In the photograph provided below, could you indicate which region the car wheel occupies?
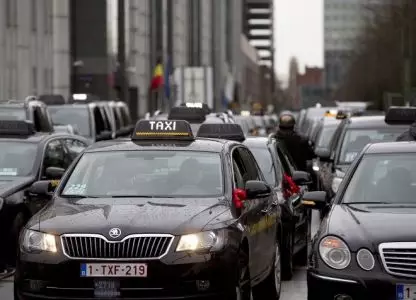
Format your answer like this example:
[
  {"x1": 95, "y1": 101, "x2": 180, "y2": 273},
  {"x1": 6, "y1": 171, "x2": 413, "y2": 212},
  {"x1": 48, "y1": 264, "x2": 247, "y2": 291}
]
[
  {"x1": 234, "y1": 251, "x2": 252, "y2": 300},
  {"x1": 252, "y1": 241, "x2": 281, "y2": 300},
  {"x1": 282, "y1": 231, "x2": 294, "y2": 280}
]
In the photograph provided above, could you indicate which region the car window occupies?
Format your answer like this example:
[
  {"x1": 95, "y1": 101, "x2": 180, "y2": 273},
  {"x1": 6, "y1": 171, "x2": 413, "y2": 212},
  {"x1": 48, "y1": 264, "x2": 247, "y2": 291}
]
[
  {"x1": 316, "y1": 126, "x2": 337, "y2": 148},
  {"x1": 342, "y1": 154, "x2": 416, "y2": 204},
  {"x1": 42, "y1": 140, "x2": 66, "y2": 178},
  {"x1": 237, "y1": 148, "x2": 262, "y2": 182},
  {"x1": 247, "y1": 147, "x2": 276, "y2": 186},
  {"x1": 48, "y1": 106, "x2": 91, "y2": 137},
  {"x1": 339, "y1": 128, "x2": 405, "y2": 164},
  {"x1": 61, "y1": 151, "x2": 223, "y2": 198},
  {"x1": 0, "y1": 142, "x2": 37, "y2": 176}
]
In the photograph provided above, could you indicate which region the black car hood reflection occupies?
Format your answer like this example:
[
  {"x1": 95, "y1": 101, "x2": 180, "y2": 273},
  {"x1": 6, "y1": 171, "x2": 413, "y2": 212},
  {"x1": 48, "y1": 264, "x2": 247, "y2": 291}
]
[
  {"x1": 28, "y1": 197, "x2": 233, "y2": 236},
  {"x1": 327, "y1": 204, "x2": 416, "y2": 252}
]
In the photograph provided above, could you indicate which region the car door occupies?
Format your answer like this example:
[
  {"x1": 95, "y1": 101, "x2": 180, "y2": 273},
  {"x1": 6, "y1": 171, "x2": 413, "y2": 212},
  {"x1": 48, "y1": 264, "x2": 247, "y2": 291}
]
[
  {"x1": 237, "y1": 146, "x2": 277, "y2": 278},
  {"x1": 276, "y1": 144, "x2": 308, "y2": 253},
  {"x1": 231, "y1": 147, "x2": 264, "y2": 278}
]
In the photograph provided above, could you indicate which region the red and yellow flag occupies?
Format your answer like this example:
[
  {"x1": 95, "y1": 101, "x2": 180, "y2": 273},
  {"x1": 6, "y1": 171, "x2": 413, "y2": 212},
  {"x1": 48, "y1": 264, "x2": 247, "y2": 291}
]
[{"x1": 150, "y1": 63, "x2": 164, "y2": 90}]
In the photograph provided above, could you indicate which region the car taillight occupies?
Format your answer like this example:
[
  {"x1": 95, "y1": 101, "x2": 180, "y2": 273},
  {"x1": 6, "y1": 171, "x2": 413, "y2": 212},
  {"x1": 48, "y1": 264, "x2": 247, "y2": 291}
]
[{"x1": 232, "y1": 188, "x2": 247, "y2": 209}]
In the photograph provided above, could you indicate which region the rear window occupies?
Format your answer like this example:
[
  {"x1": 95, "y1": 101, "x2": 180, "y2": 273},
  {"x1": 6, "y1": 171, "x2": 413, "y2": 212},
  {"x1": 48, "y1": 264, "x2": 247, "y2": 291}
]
[
  {"x1": 49, "y1": 106, "x2": 91, "y2": 137},
  {"x1": 317, "y1": 126, "x2": 337, "y2": 148},
  {"x1": 0, "y1": 108, "x2": 26, "y2": 120},
  {"x1": 338, "y1": 128, "x2": 405, "y2": 164}
]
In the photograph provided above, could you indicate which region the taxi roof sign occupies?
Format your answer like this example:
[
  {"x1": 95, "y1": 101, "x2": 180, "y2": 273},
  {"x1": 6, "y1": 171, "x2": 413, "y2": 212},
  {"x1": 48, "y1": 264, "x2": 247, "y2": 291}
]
[
  {"x1": 132, "y1": 120, "x2": 194, "y2": 141},
  {"x1": 0, "y1": 120, "x2": 35, "y2": 135},
  {"x1": 196, "y1": 123, "x2": 245, "y2": 142},
  {"x1": 168, "y1": 106, "x2": 207, "y2": 123},
  {"x1": 385, "y1": 106, "x2": 416, "y2": 125}
]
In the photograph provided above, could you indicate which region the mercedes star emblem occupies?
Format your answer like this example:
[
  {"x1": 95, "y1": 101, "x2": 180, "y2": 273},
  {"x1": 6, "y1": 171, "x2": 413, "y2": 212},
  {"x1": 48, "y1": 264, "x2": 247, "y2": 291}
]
[{"x1": 109, "y1": 228, "x2": 121, "y2": 238}]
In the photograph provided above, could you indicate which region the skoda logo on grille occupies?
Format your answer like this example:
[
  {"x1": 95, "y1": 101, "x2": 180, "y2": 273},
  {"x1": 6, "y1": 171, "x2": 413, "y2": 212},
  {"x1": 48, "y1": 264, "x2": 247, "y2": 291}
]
[{"x1": 109, "y1": 228, "x2": 121, "y2": 239}]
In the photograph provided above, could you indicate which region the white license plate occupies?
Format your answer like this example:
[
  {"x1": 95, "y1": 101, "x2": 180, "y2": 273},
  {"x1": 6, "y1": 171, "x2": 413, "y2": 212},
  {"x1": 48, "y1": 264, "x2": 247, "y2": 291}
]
[
  {"x1": 80, "y1": 263, "x2": 147, "y2": 277},
  {"x1": 397, "y1": 284, "x2": 416, "y2": 300}
]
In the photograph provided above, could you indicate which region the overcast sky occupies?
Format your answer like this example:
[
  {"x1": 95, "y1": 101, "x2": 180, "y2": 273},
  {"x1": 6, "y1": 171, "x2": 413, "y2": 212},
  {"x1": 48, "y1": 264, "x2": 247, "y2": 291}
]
[{"x1": 274, "y1": 0, "x2": 323, "y2": 85}]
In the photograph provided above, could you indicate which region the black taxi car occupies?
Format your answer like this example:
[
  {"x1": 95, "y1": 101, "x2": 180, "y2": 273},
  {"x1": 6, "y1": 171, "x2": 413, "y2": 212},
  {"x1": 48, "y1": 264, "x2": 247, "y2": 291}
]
[
  {"x1": 16, "y1": 120, "x2": 283, "y2": 300},
  {"x1": 242, "y1": 136, "x2": 312, "y2": 280},
  {"x1": 0, "y1": 120, "x2": 90, "y2": 268},
  {"x1": 302, "y1": 118, "x2": 416, "y2": 299}
]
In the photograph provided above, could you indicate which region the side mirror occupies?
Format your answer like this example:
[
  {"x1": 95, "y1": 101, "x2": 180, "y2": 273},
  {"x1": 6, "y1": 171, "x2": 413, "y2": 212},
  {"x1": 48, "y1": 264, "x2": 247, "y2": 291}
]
[
  {"x1": 292, "y1": 171, "x2": 312, "y2": 186},
  {"x1": 245, "y1": 180, "x2": 272, "y2": 199},
  {"x1": 315, "y1": 148, "x2": 331, "y2": 161},
  {"x1": 45, "y1": 167, "x2": 65, "y2": 180},
  {"x1": 302, "y1": 191, "x2": 327, "y2": 210},
  {"x1": 29, "y1": 180, "x2": 57, "y2": 196}
]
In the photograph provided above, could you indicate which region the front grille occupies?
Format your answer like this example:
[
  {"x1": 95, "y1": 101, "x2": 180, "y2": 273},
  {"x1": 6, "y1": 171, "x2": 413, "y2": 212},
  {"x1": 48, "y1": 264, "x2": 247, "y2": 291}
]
[
  {"x1": 61, "y1": 234, "x2": 173, "y2": 260},
  {"x1": 379, "y1": 242, "x2": 416, "y2": 278}
]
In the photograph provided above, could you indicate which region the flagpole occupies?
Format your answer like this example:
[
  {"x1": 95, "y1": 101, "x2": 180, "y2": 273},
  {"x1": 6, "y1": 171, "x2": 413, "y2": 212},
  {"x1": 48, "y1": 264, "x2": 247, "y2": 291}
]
[{"x1": 117, "y1": 0, "x2": 129, "y2": 105}]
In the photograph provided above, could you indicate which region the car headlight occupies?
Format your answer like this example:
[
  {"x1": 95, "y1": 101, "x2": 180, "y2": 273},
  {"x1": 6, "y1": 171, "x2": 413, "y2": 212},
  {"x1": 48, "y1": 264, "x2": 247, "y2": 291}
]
[
  {"x1": 176, "y1": 230, "x2": 226, "y2": 252},
  {"x1": 319, "y1": 236, "x2": 351, "y2": 269},
  {"x1": 357, "y1": 248, "x2": 375, "y2": 271},
  {"x1": 312, "y1": 161, "x2": 320, "y2": 172},
  {"x1": 331, "y1": 177, "x2": 343, "y2": 193},
  {"x1": 22, "y1": 230, "x2": 57, "y2": 253}
]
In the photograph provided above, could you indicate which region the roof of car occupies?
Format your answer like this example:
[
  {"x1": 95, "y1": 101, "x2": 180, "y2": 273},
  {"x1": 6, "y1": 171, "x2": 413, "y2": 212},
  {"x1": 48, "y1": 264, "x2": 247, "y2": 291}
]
[
  {"x1": 0, "y1": 132, "x2": 74, "y2": 143},
  {"x1": 344, "y1": 116, "x2": 406, "y2": 129},
  {"x1": 243, "y1": 137, "x2": 270, "y2": 148},
  {"x1": 365, "y1": 141, "x2": 416, "y2": 154},
  {"x1": 86, "y1": 138, "x2": 231, "y2": 153}
]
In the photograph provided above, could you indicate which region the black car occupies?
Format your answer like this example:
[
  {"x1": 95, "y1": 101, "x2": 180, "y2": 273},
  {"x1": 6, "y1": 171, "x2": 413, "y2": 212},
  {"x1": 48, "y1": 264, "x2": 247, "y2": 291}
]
[
  {"x1": 0, "y1": 120, "x2": 90, "y2": 268},
  {"x1": 243, "y1": 137, "x2": 312, "y2": 280},
  {"x1": 322, "y1": 115, "x2": 407, "y2": 198},
  {"x1": 0, "y1": 97, "x2": 54, "y2": 132},
  {"x1": 15, "y1": 120, "x2": 282, "y2": 300},
  {"x1": 304, "y1": 141, "x2": 416, "y2": 300}
]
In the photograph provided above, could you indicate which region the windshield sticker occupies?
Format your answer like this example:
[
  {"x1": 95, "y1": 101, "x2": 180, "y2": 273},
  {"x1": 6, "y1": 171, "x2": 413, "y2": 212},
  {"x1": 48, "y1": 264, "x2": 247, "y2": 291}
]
[
  {"x1": 65, "y1": 184, "x2": 86, "y2": 195},
  {"x1": 345, "y1": 152, "x2": 358, "y2": 162},
  {"x1": 0, "y1": 168, "x2": 18, "y2": 176}
]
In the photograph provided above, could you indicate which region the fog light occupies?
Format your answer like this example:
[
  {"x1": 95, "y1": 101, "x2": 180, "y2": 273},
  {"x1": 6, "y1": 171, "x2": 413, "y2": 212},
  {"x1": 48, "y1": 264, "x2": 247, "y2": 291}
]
[
  {"x1": 334, "y1": 294, "x2": 352, "y2": 300},
  {"x1": 196, "y1": 280, "x2": 210, "y2": 291}
]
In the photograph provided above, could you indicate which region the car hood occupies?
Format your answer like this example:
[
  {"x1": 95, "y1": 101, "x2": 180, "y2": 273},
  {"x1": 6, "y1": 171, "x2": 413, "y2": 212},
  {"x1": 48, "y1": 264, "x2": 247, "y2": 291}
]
[
  {"x1": 327, "y1": 204, "x2": 416, "y2": 252},
  {"x1": 28, "y1": 197, "x2": 234, "y2": 236}
]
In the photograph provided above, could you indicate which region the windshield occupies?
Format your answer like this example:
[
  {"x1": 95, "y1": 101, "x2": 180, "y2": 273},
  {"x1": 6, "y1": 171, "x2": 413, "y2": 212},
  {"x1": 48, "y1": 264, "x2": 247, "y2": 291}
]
[
  {"x1": 343, "y1": 154, "x2": 416, "y2": 204},
  {"x1": 0, "y1": 108, "x2": 26, "y2": 120},
  {"x1": 338, "y1": 128, "x2": 404, "y2": 164},
  {"x1": 317, "y1": 126, "x2": 337, "y2": 148},
  {"x1": 61, "y1": 151, "x2": 223, "y2": 198},
  {"x1": 248, "y1": 147, "x2": 276, "y2": 186},
  {"x1": 48, "y1": 106, "x2": 91, "y2": 137},
  {"x1": 0, "y1": 142, "x2": 37, "y2": 176}
]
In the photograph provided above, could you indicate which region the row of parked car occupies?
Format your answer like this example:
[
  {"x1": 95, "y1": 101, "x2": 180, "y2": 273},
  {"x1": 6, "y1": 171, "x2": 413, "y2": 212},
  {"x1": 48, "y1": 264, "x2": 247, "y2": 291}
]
[{"x1": 0, "y1": 94, "x2": 134, "y2": 142}]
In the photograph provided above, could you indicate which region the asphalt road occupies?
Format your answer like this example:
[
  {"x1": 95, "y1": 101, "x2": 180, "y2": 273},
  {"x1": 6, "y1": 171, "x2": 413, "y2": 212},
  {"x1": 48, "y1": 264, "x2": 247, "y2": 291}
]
[{"x1": 0, "y1": 211, "x2": 321, "y2": 300}]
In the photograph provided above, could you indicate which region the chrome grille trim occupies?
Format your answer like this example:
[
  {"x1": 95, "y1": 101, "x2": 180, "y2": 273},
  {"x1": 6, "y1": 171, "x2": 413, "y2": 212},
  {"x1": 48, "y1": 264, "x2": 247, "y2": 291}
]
[
  {"x1": 379, "y1": 242, "x2": 416, "y2": 278},
  {"x1": 61, "y1": 234, "x2": 174, "y2": 260}
]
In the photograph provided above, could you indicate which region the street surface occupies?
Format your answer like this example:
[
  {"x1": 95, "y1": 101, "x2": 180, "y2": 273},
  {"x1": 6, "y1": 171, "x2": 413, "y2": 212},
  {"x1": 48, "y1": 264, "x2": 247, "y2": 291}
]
[{"x1": 0, "y1": 211, "x2": 320, "y2": 300}]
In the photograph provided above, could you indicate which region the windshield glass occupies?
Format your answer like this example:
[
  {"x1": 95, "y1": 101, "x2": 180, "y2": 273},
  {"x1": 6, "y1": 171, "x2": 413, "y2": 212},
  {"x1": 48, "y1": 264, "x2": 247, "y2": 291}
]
[
  {"x1": 0, "y1": 142, "x2": 37, "y2": 176},
  {"x1": 61, "y1": 151, "x2": 223, "y2": 198},
  {"x1": 343, "y1": 154, "x2": 416, "y2": 204},
  {"x1": 248, "y1": 147, "x2": 276, "y2": 186},
  {"x1": 317, "y1": 126, "x2": 337, "y2": 148},
  {"x1": 48, "y1": 106, "x2": 91, "y2": 137},
  {"x1": 338, "y1": 128, "x2": 404, "y2": 164},
  {"x1": 0, "y1": 108, "x2": 26, "y2": 120}
]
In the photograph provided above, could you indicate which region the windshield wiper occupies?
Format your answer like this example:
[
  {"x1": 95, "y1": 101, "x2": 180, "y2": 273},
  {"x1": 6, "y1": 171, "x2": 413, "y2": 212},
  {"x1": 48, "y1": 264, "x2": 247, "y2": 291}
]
[
  {"x1": 108, "y1": 195, "x2": 155, "y2": 198},
  {"x1": 61, "y1": 195, "x2": 99, "y2": 198}
]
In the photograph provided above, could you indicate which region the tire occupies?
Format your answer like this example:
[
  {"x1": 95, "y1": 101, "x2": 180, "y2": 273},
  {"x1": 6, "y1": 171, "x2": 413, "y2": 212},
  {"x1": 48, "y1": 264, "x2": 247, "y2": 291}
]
[
  {"x1": 8, "y1": 212, "x2": 26, "y2": 267},
  {"x1": 281, "y1": 231, "x2": 294, "y2": 280},
  {"x1": 227, "y1": 250, "x2": 252, "y2": 300},
  {"x1": 252, "y1": 241, "x2": 281, "y2": 300}
]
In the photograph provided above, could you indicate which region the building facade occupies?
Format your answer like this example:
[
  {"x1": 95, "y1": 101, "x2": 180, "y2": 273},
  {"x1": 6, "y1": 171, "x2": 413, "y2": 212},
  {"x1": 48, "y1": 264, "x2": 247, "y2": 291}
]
[
  {"x1": 324, "y1": 0, "x2": 368, "y2": 96},
  {"x1": 0, "y1": 0, "x2": 70, "y2": 101}
]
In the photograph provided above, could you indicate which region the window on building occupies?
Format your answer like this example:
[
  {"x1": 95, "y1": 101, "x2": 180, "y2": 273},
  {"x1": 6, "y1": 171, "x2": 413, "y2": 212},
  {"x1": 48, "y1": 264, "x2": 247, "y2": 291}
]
[
  {"x1": 44, "y1": 0, "x2": 53, "y2": 34},
  {"x1": 32, "y1": 1, "x2": 37, "y2": 31},
  {"x1": 6, "y1": 0, "x2": 17, "y2": 27}
]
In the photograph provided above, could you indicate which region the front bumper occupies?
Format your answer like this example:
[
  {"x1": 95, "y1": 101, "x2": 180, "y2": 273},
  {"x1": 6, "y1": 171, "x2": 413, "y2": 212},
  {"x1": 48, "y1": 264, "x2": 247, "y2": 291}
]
[
  {"x1": 308, "y1": 268, "x2": 416, "y2": 300},
  {"x1": 15, "y1": 248, "x2": 239, "y2": 299}
]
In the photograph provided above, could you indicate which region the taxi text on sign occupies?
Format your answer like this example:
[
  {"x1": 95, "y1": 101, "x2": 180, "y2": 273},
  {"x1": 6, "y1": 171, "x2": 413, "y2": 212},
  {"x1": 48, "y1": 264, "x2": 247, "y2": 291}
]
[{"x1": 149, "y1": 121, "x2": 177, "y2": 131}]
